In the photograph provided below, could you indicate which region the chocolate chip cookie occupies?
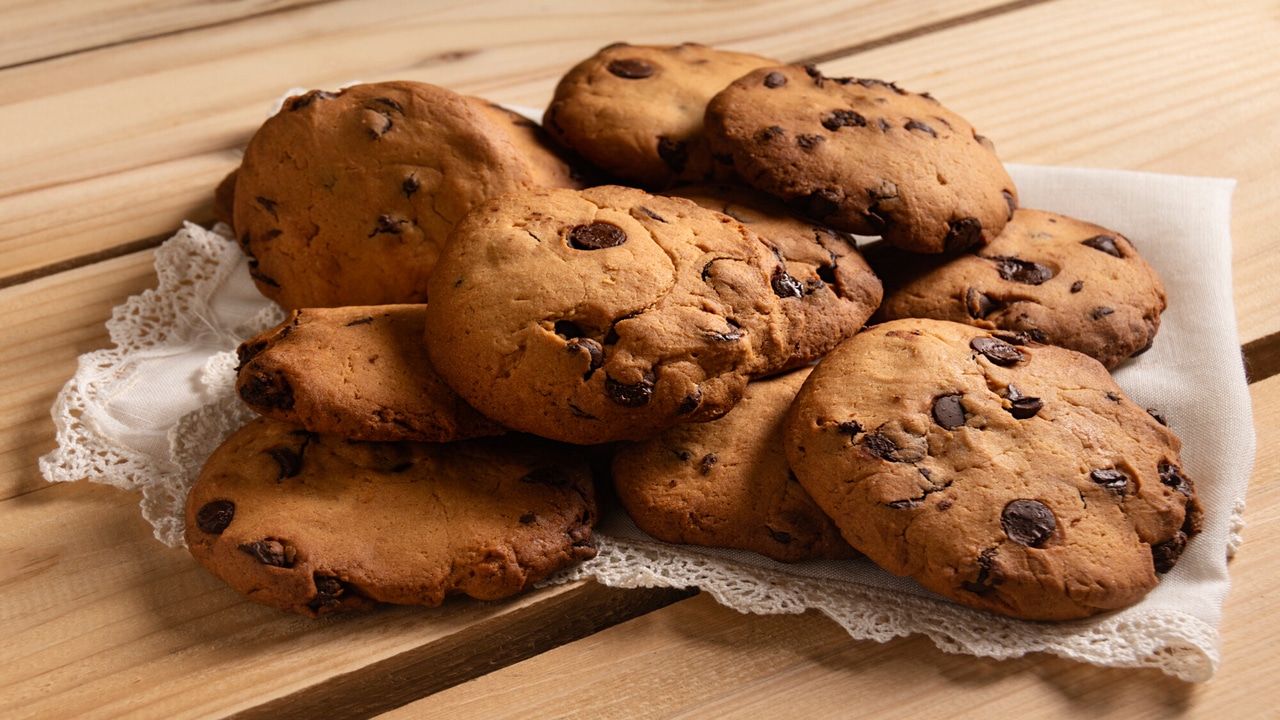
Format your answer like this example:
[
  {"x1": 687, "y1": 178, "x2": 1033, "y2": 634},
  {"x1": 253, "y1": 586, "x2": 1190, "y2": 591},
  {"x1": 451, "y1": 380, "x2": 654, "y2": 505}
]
[
  {"x1": 235, "y1": 305, "x2": 505, "y2": 442},
  {"x1": 613, "y1": 366, "x2": 858, "y2": 562},
  {"x1": 784, "y1": 318, "x2": 1201, "y2": 620},
  {"x1": 185, "y1": 417, "x2": 597, "y2": 616},
  {"x1": 666, "y1": 182, "x2": 883, "y2": 368},
  {"x1": 543, "y1": 42, "x2": 778, "y2": 189},
  {"x1": 424, "y1": 184, "x2": 856, "y2": 444},
  {"x1": 867, "y1": 208, "x2": 1166, "y2": 369},
  {"x1": 233, "y1": 80, "x2": 581, "y2": 309},
  {"x1": 704, "y1": 64, "x2": 1017, "y2": 254}
]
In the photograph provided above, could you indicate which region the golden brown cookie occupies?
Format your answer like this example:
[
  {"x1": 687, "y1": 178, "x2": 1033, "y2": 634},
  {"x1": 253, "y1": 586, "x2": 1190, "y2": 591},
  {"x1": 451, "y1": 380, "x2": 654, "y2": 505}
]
[
  {"x1": 233, "y1": 80, "x2": 581, "y2": 309},
  {"x1": 235, "y1": 305, "x2": 505, "y2": 442},
  {"x1": 184, "y1": 417, "x2": 597, "y2": 616},
  {"x1": 784, "y1": 319, "x2": 1201, "y2": 621},
  {"x1": 704, "y1": 64, "x2": 1017, "y2": 254},
  {"x1": 543, "y1": 42, "x2": 778, "y2": 189},
  {"x1": 424, "y1": 184, "x2": 859, "y2": 444},
  {"x1": 867, "y1": 208, "x2": 1166, "y2": 369},
  {"x1": 613, "y1": 366, "x2": 858, "y2": 562}
]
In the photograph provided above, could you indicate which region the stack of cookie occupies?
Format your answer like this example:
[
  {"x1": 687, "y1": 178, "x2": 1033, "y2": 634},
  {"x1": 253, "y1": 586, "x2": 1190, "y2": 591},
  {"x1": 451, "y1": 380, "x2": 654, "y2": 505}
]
[{"x1": 186, "y1": 42, "x2": 1200, "y2": 623}]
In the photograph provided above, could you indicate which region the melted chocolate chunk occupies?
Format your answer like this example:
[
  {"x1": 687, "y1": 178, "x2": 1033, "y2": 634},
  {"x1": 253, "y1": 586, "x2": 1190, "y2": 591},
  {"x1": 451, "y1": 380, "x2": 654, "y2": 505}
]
[
  {"x1": 861, "y1": 431, "x2": 900, "y2": 461},
  {"x1": 1001, "y1": 499, "x2": 1056, "y2": 547},
  {"x1": 1082, "y1": 234, "x2": 1123, "y2": 258},
  {"x1": 239, "y1": 371, "x2": 294, "y2": 410},
  {"x1": 699, "y1": 453, "x2": 717, "y2": 475},
  {"x1": 708, "y1": 319, "x2": 742, "y2": 342},
  {"x1": 402, "y1": 176, "x2": 420, "y2": 198},
  {"x1": 771, "y1": 266, "x2": 805, "y2": 299},
  {"x1": 756, "y1": 125, "x2": 785, "y2": 142},
  {"x1": 368, "y1": 214, "x2": 407, "y2": 237},
  {"x1": 195, "y1": 500, "x2": 235, "y2": 535},
  {"x1": 239, "y1": 539, "x2": 292, "y2": 567},
  {"x1": 1152, "y1": 531, "x2": 1189, "y2": 573},
  {"x1": 763, "y1": 71, "x2": 787, "y2": 88},
  {"x1": 520, "y1": 466, "x2": 570, "y2": 487},
  {"x1": 1070, "y1": 280, "x2": 1084, "y2": 293},
  {"x1": 965, "y1": 288, "x2": 1002, "y2": 318},
  {"x1": 676, "y1": 389, "x2": 702, "y2": 415},
  {"x1": 267, "y1": 446, "x2": 304, "y2": 480},
  {"x1": 605, "y1": 372, "x2": 655, "y2": 407},
  {"x1": 1090, "y1": 468, "x2": 1130, "y2": 492},
  {"x1": 566, "y1": 337, "x2": 604, "y2": 379},
  {"x1": 307, "y1": 574, "x2": 346, "y2": 611},
  {"x1": 1158, "y1": 463, "x2": 1193, "y2": 496},
  {"x1": 656, "y1": 137, "x2": 688, "y2": 172},
  {"x1": 800, "y1": 189, "x2": 842, "y2": 218},
  {"x1": 821, "y1": 109, "x2": 866, "y2": 131},
  {"x1": 256, "y1": 196, "x2": 279, "y2": 220},
  {"x1": 607, "y1": 58, "x2": 655, "y2": 79},
  {"x1": 931, "y1": 394, "x2": 966, "y2": 429},
  {"x1": 962, "y1": 548, "x2": 1003, "y2": 595},
  {"x1": 904, "y1": 119, "x2": 936, "y2": 136},
  {"x1": 638, "y1": 206, "x2": 667, "y2": 222},
  {"x1": 992, "y1": 257, "x2": 1055, "y2": 285},
  {"x1": 286, "y1": 89, "x2": 339, "y2": 111},
  {"x1": 836, "y1": 420, "x2": 863, "y2": 436},
  {"x1": 944, "y1": 217, "x2": 983, "y2": 251},
  {"x1": 568, "y1": 222, "x2": 627, "y2": 250},
  {"x1": 797, "y1": 133, "x2": 825, "y2": 150},
  {"x1": 970, "y1": 336, "x2": 1023, "y2": 365},
  {"x1": 1005, "y1": 385, "x2": 1043, "y2": 419},
  {"x1": 519, "y1": 513, "x2": 537, "y2": 524}
]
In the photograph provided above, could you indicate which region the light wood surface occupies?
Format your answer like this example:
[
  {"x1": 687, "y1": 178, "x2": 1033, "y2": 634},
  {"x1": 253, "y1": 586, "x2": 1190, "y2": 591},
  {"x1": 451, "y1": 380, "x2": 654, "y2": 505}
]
[{"x1": 3, "y1": 1, "x2": 1277, "y2": 718}]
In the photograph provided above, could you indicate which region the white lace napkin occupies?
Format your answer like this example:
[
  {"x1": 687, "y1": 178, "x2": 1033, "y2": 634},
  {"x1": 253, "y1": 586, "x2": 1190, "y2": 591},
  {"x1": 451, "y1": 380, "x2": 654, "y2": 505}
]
[{"x1": 40, "y1": 164, "x2": 1252, "y2": 682}]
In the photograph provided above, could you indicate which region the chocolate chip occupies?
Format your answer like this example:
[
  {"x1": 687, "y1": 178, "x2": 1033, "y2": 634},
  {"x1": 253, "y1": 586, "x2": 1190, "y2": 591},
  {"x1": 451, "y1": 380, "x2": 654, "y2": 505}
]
[
  {"x1": 821, "y1": 109, "x2": 866, "y2": 131},
  {"x1": 1001, "y1": 500, "x2": 1055, "y2": 547},
  {"x1": 768, "y1": 528, "x2": 793, "y2": 544},
  {"x1": 607, "y1": 58, "x2": 656, "y2": 79},
  {"x1": 256, "y1": 196, "x2": 279, "y2": 220},
  {"x1": 368, "y1": 214, "x2": 407, "y2": 237},
  {"x1": 836, "y1": 420, "x2": 863, "y2": 436},
  {"x1": 1002, "y1": 189, "x2": 1016, "y2": 219},
  {"x1": 519, "y1": 512, "x2": 537, "y2": 524},
  {"x1": 801, "y1": 189, "x2": 842, "y2": 218},
  {"x1": 267, "y1": 446, "x2": 304, "y2": 480},
  {"x1": 861, "y1": 431, "x2": 899, "y2": 461},
  {"x1": 970, "y1": 336, "x2": 1023, "y2": 365},
  {"x1": 286, "y1": 90, "x2": 339, "y2": 111},
  {"x1": 797, "y1": 133, "x2": 825, "y2": 150},
  {"x1": 345, "y1": 316, "x2": 374, "y2": 327},
  {"x1": 520, "y1": 466, "x2": 570, "y2": 486},
  {"x1": 402, "y1": 176, "x2": 420, "y2": 197},
  {"x1": 656, "y1": 137, "x2": 688, "y2": 172},
  {"x1": 887, "y1": 499, "x2": 919, "y2": 510},
  {"x1": 708, "y1": 319, "x2": 742, "y2": 342},
  {"x1": 931, "y1": 394, "x2": 966, "y2": 429},
  {"x1": 1090, "y1": 468, "x2": 1130, "y2": 492},
  {"x1": 566, "y1": 337, "x2": 604, "y2": 379},
  {"x1": 1082, "y1": 234, "x2": 1123, "y2": 258},
  {"x1": 364, "y1": 108, "x2": 394, "y2": 138},
  {"x1": 239, "y1": 371, "x2": 295, "y2": 410},
  {"x1": 944, "y1": 217, "x2": 983, "y2": 251},
  {"x1": 1152, "y1": 531, "x2": 1189, "y2": 573},
  {"x1": 992, "y1": 256, "x2": 1055, "y2": 285},
  {"x1": 962, "y1": 548, "x2": 1002, "y2": 594},
  {"x1": 1105, "y1": 391, "x2": 1121, "y2": 402},
  {"x1": 756, "y1": 125, "x2": 785, "y2": 142},
  {"x1": 763, "y1": 71, "x2": 787, "y2": 88},
  {"x1": 677, "y1": 389, "x2": 702, "y2": 415},
  {"x1": 815, "y1": 263, "x2": 837, "y2": 286},
  {"x1": 904, "y1": 119, "x2": 936, "y2": 136},
  {"x1": 1159, "y1": 462, "x2": 1193, "y2": 496},
  {"x1": 1005, "y1": 385, "x2": 1043, "y2": 419},
  {"x1": 699, "y1": 453, "x2": 717, "y2": 475},
  {"x1": 965, "y1": 288, "x2": 1002, "y2": 318},
  {"x1": 771, "y1": 267, "x2": 805, "y2": 299},
  {"x1": 307, "y1": 574, "x2": 346, "y2": 611},
  {"x1": 239, "y1": 539, "x2": 292, "y2": 567},
  {"x1": 373, "y1": 96, "x2": 403, "y2": 113},
  {"x1": 638, "y1": 206, "x2": 667, "y2": 222},
  {"x1": 1071, "y1": 280, "x2": 1084, "y2": 293},
  {"x1": 1092, "y1": 307, "x2": 1115, "y2": 320},
  {"x1": 1147, "y1": 408, "x2": 1168, "y2": 426},
  {"x1": 606, "y1": 371, "x2": 655, "y2": 407},
  {"x1": 195, "y1": 500, "x2": 235, "y2": 534},
  {"x1": 568, "y1": 222, "x2": 627, "y2": 250}
]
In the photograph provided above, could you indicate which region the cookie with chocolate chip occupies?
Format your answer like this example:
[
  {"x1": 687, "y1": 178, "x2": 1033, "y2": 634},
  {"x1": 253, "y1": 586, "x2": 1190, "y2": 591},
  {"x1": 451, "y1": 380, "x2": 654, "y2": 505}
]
[
  {"x1": 867, "y1": 208, "x2": 1166, "y2": 369},
  {"x1": 784, "y1": 318, "x2": 1201, "y2": 620},
  {"x1": 666, "y1": 182, "x2": 883, "y2": 368},
  {"x1": 613, "y1": 366, "x2": 858, "y2": 562},
  {"x1": 424, "y1": 184, "x2": 854, "y2": 444},
  {"x1": 184, "y1": 417, "x2": 597, "y2": 616},
  {"x1": 543, "y1": 42, "x2": 778, "y2": 189},
  {"x1": 233, "y1": 81, "x2": 582, "y2": 309},
  {"x1": 235, "y1": 305, "x2": 505, "y2": 442},
  {"x1": 704, "y1": 64, "x2": 1017, "y2": 254}
]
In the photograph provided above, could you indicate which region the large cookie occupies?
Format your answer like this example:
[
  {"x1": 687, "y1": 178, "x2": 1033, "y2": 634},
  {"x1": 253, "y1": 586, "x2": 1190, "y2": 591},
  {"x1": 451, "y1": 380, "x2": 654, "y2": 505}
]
[
  {"x1": 613, "y1": 366, "x2": 858, "y2": 562},
  {"x1": 666, "y1": 182, "x2": 883, "y2": 368},
  {"x1": 233, "y1": 80, "x2": 581, "y2": 309},
  {"x1": 704, "y1": 64, "x2": 1017, "y2": 254},
  {"x1": 544, "y1": 42, "x2": 778, "y2": 189},
  {"x1": 424, "y1": 184, "x2": 850, "y2": 444},
  {"x1": 236, "y1": 305, "x2": 505, "y2": 442},
  {"x1": 784, "y1": 319, "x2": 1201, "y2": 620},
  {"x1": 184, "y1": 417, "x2": 597, "y2": 616},
  {"x1": 868, "y1": 208, "x2": 1166, "y2": 369}
]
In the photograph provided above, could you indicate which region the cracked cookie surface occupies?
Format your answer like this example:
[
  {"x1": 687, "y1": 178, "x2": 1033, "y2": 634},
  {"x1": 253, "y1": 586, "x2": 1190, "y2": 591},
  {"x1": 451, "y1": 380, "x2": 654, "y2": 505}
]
[
  {"x1": 867, "y1": 208, "x2": 1167, "y2": 369},
  {"x1": 185, "y1": 417, "x2": 597, "y2": 616},
  {"x1": 613, "y1": 366, "x2": 858, "y2": 562},
  {"x1": 424, "y1": 184, "x2": 843, "y2": 444},
  {"x1": 235, "y1": 305, "x2": 505, "y2": 442},
  {"x1": 233, "y1": 81, "x2": 581, "y2": 309},
  {"x1": 704, "y1": 64, "x2": 1017, "y2": 254},
  {"x1": 543, "y1": 42, "x2": 778, "y2": 189},
  {"x1": 783, "y1": 318, "x2": 1201, "y2": 620}
]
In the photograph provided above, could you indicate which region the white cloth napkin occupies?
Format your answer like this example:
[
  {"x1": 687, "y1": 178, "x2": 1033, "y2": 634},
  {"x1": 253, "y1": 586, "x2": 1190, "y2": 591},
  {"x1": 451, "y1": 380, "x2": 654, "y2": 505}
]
[{"x1": 40, "y1": 164, "x2": 1252, "y2": 682}]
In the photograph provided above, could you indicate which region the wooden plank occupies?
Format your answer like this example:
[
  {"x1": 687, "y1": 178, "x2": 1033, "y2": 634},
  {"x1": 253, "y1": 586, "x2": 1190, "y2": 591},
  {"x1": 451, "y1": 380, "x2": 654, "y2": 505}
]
[
  {"x1": 379, "y1": 372, "x2": 1280, "y2": 718},
  {"x1": 0, "y1": 0, "x2": 1020, "y2": 285},
  {"x1": 0, "y1": 0, "x2": 324, "y2": 69},
  {"x1": 809, "y1": 0, "x2": 1280, "y2": 345}
]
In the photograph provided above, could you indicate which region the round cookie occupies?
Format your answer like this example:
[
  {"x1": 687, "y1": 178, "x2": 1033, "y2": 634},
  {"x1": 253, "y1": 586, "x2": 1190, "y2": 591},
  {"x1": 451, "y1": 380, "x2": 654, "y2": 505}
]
[
  {"x1": 543, "y1": 42, "x2": 779, "y2": 189},
  {"x1": 784, "y1": 319, "x2": 1202, "y2": 621},
  {"x1": 665, "y1": 182, "x2": 883, "y2": 368},
  {"x1": 613, "y1": 366, "x2": 858, "y2": 563},
  {"x1": 184, "y1": 417, "x2": 597, "y2": 616},
  {"x1": 704, "y1": 64, "x2": 1017, "y2": 254},
  {"x1": 236, "y1": 305, "x2": 506, "y2": 442},
  {"x1": 233, "y1": 80, "x2": 582, "y2": 310},
  {"x1": 867, "y1": 208, "x2": 1166, "y2": 369},
  {"x1": 424, "y1": 184, "x2": 830, "y2": 444}
]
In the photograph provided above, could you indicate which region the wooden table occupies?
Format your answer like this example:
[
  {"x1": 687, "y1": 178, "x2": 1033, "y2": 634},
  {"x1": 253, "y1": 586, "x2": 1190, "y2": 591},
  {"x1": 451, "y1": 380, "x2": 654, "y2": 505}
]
[{"x1": 3, "y1": 1, "x2": 1277, "y2": 717}]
